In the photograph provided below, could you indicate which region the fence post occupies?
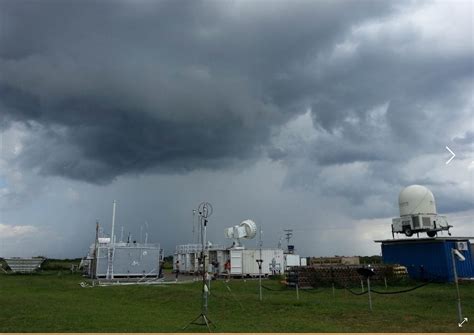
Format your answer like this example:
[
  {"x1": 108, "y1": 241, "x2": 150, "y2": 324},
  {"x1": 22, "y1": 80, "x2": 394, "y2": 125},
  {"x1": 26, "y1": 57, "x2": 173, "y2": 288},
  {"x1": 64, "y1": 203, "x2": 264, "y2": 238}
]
[{"x1": 331, "y1": 267, "x2": 335, "y2": 298}]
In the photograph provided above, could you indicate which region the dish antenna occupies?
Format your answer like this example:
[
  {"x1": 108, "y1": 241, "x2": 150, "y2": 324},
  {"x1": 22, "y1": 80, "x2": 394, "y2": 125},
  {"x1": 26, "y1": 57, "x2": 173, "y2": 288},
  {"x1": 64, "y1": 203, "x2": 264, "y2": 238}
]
[{"x1": 225, "y1": 219, "x2": 257, "y2": 248}]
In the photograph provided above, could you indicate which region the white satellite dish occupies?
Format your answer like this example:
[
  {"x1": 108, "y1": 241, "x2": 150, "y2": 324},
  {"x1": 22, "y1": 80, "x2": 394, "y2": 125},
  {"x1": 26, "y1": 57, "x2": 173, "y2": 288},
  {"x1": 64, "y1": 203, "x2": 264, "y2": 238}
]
[{"x1": 225, "y1": 219, "x2": 257, "y2": 248}]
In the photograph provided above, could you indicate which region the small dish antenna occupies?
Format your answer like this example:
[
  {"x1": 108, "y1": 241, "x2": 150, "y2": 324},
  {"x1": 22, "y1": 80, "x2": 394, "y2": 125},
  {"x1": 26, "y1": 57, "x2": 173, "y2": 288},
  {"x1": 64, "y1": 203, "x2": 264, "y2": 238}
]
[{"x1": 225, "y1": 219, "x2": 257, "y2": 248}]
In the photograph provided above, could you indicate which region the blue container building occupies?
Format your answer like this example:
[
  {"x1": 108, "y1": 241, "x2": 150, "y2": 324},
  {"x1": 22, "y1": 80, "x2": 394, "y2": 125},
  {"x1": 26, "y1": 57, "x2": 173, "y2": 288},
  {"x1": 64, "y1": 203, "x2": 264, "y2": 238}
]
[{"x1": 375, "y1": 237, "x2": 474, "y2": 282}]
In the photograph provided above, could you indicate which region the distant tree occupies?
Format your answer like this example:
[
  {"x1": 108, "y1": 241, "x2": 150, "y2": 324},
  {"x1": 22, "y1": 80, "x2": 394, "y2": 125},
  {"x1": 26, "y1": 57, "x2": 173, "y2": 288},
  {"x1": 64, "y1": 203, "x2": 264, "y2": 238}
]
[{"x1": 358, "y1": 255, "x2": 383, "y2": 264}]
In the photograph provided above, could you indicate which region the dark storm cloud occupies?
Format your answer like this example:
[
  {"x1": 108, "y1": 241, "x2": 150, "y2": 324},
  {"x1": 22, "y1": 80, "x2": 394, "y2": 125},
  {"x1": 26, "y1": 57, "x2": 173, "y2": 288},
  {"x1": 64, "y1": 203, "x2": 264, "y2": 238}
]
[
  {"x1": 16, "y1": 109, "x2": 270, "y2": 183},
  {"x1": 0, "y1": 0, "x2": 472, "y2": 218},
  {"x1": 0, "y1": 0, "x2": 399, "y2": 183}
]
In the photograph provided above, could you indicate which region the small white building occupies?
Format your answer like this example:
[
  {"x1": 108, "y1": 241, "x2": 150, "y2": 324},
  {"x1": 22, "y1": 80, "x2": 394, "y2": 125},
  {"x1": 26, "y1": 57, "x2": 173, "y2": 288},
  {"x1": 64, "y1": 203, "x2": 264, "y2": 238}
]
[
  {"x1": 81, "y1": 201, "x2": 163, "y2": 279},
  {"x1": 83, "y1": 239, "x2": 163, "y2": 278},
  {"x1": 173, "y1": 243, "x2": 303, "y2": 277}
]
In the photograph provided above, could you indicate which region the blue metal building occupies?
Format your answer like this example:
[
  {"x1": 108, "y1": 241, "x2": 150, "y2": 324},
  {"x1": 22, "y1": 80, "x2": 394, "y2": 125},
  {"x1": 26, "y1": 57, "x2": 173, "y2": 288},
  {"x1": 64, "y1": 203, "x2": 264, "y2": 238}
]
[{"x1": 375, "y1": 237, "x2": 474, "y2": 282}]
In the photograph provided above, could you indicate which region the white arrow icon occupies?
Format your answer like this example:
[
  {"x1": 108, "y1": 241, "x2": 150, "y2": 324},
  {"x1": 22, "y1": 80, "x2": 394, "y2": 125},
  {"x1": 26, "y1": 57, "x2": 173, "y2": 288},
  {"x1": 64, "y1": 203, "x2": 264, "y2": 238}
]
[
  {"x1": 445, "y1": 146, "x2": 456, "y2": 165},
  {"x1": 458, "y1": 317, "x2": 468, "y2": 327}
]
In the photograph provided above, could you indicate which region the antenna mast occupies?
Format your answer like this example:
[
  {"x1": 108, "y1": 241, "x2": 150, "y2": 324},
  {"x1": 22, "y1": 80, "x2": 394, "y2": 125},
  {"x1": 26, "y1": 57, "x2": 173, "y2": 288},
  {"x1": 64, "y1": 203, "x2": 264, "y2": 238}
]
[
  {"x1": 284, "y1": 229, "x2": 294, "y2": 254},
  {"x1": 257, "y1": 224, "x2": 263, "y2": 301},
  {"x1": 284, "y1": 229, "x2": 293, "y2": 245},
  {"x1": 91, "y1": 220, "x2": 99, "y2": 279},
  {"x1": 111, "y1": 200, "x2": 117, "y2": 244},
  {"x1": 107, "y1": 200, "x2": 117, "y2": 280},
  {"x1": 192, "y1": 209, "x2": 197, "y2": 243}
]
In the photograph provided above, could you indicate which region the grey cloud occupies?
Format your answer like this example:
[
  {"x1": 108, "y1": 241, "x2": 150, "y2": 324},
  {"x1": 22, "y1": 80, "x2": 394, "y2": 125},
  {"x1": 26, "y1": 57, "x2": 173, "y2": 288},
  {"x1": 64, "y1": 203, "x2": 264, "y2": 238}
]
[
  {"x1": 0, "y1": 0, "x2": 472, "y2": 230},
  {"x1": 265, "y1": 0, "x2": 474, "y2": 216},
  {"x1": 453, "y1": 131, "x2": 474, "y2": 146},
  {"x1": 0, "y1": 0, "x2": 399, "y2": 183}
]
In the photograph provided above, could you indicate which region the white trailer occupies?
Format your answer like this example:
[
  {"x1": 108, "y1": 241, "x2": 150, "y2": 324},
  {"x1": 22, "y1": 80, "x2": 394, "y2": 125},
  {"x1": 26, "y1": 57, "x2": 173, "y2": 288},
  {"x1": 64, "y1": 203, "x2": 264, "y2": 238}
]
[
  {"x1": 230, "y1": 248, "x2": 284, "y2": 276},
  {"x1": 174, "y1": 244, "x2": 227, "y2": 273},
  {"x1": 392, "y1": 185, "x2": 452, "y2": 238},
  {"x1": 392, "y1": 215, "x2": 451, "y2": 237},
  {"x1": 174, "y1": 244, "x2": 285, "y2": 277},
  {"x1": 284, "y1": 254, "x2": 301, "y2": 269}
]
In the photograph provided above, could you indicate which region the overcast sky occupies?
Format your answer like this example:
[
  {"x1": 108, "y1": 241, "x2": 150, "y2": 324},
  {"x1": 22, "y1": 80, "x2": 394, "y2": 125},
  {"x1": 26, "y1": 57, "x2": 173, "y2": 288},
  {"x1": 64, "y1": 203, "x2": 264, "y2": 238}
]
[{"x1": 0, "y1": 0, "x2": 473, "y2": 259}]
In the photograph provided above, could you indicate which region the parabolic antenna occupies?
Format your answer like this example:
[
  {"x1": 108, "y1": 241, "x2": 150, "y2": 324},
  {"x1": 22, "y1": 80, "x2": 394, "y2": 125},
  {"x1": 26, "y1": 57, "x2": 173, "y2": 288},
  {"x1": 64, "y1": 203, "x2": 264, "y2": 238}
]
[{"x1": 225, "y1": 219, "x2": 257, "y2": 247}]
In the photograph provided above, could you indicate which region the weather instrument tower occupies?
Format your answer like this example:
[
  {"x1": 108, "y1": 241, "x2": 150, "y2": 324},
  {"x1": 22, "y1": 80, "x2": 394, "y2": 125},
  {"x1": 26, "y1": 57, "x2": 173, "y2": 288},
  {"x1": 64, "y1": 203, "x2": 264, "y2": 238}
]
[{"x1": 184, "y1": 202, "x2": 215, "y2": 331}]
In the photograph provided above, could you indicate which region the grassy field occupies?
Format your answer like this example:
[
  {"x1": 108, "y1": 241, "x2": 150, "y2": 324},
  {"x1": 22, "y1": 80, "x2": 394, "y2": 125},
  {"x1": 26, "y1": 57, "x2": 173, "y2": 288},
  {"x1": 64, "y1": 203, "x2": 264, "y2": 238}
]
[{"x1": 0, "y1": 271, "x2": 472, "y2": 332}]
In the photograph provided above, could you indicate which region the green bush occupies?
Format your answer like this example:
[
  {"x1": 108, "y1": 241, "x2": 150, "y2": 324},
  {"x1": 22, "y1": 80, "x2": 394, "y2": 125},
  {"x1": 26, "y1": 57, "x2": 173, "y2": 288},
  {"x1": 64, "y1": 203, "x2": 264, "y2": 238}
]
[{"x1": 41, "y1": 258, "x2": 81, "y2": 271}]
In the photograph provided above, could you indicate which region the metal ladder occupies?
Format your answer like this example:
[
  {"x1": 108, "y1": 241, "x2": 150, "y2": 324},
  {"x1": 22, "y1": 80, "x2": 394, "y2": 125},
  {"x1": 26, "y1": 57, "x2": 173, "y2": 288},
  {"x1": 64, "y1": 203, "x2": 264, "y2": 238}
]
[{"x1": 106, "y1": 247, "x2": 114, "y2": 279}]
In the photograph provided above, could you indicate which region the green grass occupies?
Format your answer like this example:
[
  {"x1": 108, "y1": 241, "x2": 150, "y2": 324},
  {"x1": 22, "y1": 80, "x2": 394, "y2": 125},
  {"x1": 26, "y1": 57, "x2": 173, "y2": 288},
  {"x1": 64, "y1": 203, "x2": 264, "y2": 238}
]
[{"x1": 0, "y1": 272, "x2": 472, "y2": 332}]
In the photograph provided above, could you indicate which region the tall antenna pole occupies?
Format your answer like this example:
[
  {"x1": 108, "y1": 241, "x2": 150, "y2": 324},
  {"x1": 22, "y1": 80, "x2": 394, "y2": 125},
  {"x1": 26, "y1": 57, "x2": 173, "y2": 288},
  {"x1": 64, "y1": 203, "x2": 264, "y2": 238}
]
[
  {"x1": 107, "y1": 200, "x2": 117, "y2": 280},
  {"x1": 284, "y1": 229, "x2": 293, "y2": 246},
  {"x1": 284, "y1": 229, "x2": 293, "y2": 253},
  {"x1": 111, "y1": 200, "x2": 117, "y2": 244},
  {"x1": 203, "y1": 215, "x2": 208, "y2": 310},
  {"x1": 92, "y1": 220, "x2": 99, "y2": 279},
  {"x1": 192, "y1": 209, "x2": 196, "y2": 243}
]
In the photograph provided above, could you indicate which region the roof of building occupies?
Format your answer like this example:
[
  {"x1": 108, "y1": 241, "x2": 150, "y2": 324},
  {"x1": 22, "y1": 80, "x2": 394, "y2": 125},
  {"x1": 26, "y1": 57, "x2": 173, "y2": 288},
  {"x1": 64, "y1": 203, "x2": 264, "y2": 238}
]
[{"x1": 374, "y1": 237, "x2": 474, "y2": 244}]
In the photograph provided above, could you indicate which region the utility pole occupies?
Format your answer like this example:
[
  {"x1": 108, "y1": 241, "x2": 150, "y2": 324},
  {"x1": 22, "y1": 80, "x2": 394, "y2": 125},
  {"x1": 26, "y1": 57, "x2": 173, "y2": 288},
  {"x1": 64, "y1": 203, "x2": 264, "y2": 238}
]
[
  {"x1": 257, "y1": 225, "x2": 263, "y2": 301},
  {"x1": 284, "y1": 229, "x2": 293, "y2": 247},
  {"x1": 91, "y1": 220, "x2": 99, "y2": 279},
  {"x1": 451, "y1": 248, "x2": 463, "y2": 324}
]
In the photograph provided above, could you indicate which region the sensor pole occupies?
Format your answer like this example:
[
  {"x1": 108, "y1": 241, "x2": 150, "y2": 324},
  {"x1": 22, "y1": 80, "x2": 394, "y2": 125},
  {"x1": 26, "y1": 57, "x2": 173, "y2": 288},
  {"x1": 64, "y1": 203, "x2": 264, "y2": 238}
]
[
  {"x1": 184, "y1": 202, "x2": 214, "y2": 332},
  {"x1": 357, "y1": 267, "x2": 375, "y2": 312},
  {"x1": 256, "y1": 258, "x2": 263, "y2": 301},
  {"x1": 451, "y1": 248, "x2": 463, "y2": 324},
  {"x1": 367, "y1": 276, "x2": 372, "y2": 312},
  {"x1": 257, "y1": 225, "x2": 263, "y2": 301}
]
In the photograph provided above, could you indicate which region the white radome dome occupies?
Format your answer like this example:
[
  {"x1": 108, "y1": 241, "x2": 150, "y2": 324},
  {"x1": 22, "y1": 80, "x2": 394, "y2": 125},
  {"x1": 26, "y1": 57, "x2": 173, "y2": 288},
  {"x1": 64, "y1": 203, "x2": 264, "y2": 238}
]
[{"x1": 398, "y1": 185, "x2": 437, "y2": 217}]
